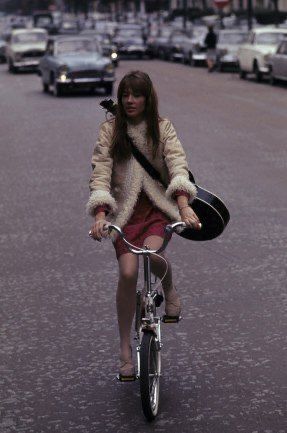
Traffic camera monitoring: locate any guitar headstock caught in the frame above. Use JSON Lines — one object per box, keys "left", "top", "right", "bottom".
{"left": 100, "top": 99, "right": 117, "bottom": 116}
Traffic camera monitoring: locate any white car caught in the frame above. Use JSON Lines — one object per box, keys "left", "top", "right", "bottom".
{"left": 6, "top": 28, "right": 48, "bottom": 72}
{"left": 217, "top": 29, "right": 248, "bottom": 71}
{"left": 237, "top": 27, "right": 287, "bottom": 81}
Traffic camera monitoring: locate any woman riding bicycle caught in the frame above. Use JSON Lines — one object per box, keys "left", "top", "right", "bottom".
{"left": 87, "top": 70, "right": 200, "bottom": 379}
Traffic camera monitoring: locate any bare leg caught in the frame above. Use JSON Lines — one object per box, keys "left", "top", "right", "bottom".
{"left": 143, "top": 235, "right": 178, "bottom": 300}
{"left": 117, "top": 252, "right": 139, "bottom": 361}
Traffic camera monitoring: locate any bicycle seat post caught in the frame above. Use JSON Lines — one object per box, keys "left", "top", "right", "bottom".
{"left": 143, "top": 245, "right": 152, "bottom": 298}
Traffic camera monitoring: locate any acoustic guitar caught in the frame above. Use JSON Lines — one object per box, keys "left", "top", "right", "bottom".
{"left": 100, "top": 99, "right": 230, "bottom": 241}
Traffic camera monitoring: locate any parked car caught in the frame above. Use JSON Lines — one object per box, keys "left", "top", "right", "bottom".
{"left": 237, "top": 27, "right": 287, "bottom": 81}
{"left": 116, "top": 36, "right": 151, "bottom": 59}
{"left": 5, "top": 28, "right": 48, "bottom": 72}
{"left": 147, "top": 26, "right": 173, "bottom": 59}
{"left": 81, "top": 30, "right": 119, "bottom": 66}
{"left": 216, "top": 29, "right": 248, "bottom": 71}
{"left": 164, "top": 33, "right": 191, "bottom": 62}
{"left": 58, "top": 19, "right": 81, "bottom": 35}
{"left": 268, "top": 37, "right": 287, "bottom": 84}
{"left": 38, "top": 36, "right": 115, "bottom": 96}
{"left": 182, "top": 26, "right": 208, "bottom": 66}
{"left": 33, "top": 10, "right": 62, "bottom": 34}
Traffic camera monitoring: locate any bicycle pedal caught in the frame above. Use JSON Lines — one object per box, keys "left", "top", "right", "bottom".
{"left": 116, "top": 374, "right": 136, "bottom": 382}
{"left": 162, "top": 315, "right": 182, "bottom": 324}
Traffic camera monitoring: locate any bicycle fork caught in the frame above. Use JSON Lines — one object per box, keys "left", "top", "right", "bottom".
{"left": 135, "top": 251, "right": 163, "bottom": 379}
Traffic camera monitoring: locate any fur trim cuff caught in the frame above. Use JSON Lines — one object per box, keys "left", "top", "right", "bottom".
{"left": 166, "top": 175, "right": 197, "bottom": 202}
{"left": 86, "top": 190, "right": 117, "bottom": 216}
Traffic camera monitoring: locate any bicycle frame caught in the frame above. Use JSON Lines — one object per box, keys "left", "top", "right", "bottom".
{"left": 104, "top": 222, "right": 185, "bottom": 379}
{"left": 89, "top": 221, "right": 186, "bottom": 420}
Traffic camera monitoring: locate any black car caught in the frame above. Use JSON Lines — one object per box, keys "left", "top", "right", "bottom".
{"left": 117, "top": 36, "right": 152, "bottom": 59}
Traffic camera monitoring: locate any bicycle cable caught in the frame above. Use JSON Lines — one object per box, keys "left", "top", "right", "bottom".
{"left": 148, "top": 251, "right": 169, "bottom": 293}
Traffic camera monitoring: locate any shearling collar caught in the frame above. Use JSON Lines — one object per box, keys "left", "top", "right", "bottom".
{"left": 127, "top": 120, "right": 154, "bottom": 156}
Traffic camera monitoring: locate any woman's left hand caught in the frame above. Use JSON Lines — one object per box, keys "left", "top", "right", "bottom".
{"left": 179, "top": 206, "right": 201, "bottom": 230}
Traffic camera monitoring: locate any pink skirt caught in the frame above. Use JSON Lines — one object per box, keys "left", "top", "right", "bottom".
{"left": 113, "top": 190, "right": 171, "bottom": 259}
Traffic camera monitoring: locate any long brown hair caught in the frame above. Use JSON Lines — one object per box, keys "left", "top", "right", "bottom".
{"left": 110, "top": 71, "right": 160, "bottom": 161}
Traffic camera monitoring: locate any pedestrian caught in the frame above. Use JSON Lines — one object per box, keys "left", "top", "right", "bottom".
{"left": 87, "top": 70, "right": 200, "bottom": 379}
{"left": 204, "top": 24, "right": 218, "bottom": 72}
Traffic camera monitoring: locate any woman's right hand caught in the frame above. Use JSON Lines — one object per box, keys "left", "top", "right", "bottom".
{"left": 90, "top": 214, "right": 110, "bottom": 241}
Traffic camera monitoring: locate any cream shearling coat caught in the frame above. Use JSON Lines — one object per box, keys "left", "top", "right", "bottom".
{"left": 86, "top": 118, "right": 197, "bottom": 234}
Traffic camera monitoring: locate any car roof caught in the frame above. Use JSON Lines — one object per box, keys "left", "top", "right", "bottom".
{"left": 11, "top": 28, "right": 47, "bottom": 34}
{"left": 49, "top": 35, "right": 93, "bottom": 42}
{"left": 219, "top": 29, "right": 248, "bottom": 34}
{"left": 251, "top": 26, "right": 287, "bottom": 34}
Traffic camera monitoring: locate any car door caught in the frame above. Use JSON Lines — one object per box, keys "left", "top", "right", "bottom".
{"left": 239, "top": 32, "right": 254, "bottom": 71}
{"left": 40, "top": 40, "right": 53, "bottom": 82}
{"left": 275, "top": 40, "right": 287, "bottom": 78}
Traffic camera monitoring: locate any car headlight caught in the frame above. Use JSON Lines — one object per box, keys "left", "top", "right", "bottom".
{"left": 105, "top": 64, "right": 114, "bottom": 73}
{"left": 14, "top": 52, "right": 22, "bottom": 61}
{"left": 219, "top": 49, "right": 228, "bottom": 56}
{"left": 263, "top": 54, "right": 270, "bottom": 64}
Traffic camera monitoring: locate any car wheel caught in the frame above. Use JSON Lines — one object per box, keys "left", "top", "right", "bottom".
{"left": 269, "top": 67, "right": 276, "bottom": 86}
{"left": 253, "top": 61, "right": 262, "bottom": 82}
{"left": 239, "top": 65, "right": 246, "bottom": 79}
{"left": 105, "top": 83, "right": 113, "bottom": 96}
{"left": 218, "top": 62, "right": 224, "bottom": 72}
{"left": 52, "top": 77, "right": 63, "bottom": 97}
{"left": 42, "top": 81, "right": 49, "bottom": 93}
{"left": 8, "top": 59, "right": 17, "bottom": 73}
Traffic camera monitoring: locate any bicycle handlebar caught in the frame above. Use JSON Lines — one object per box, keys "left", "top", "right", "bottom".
{"left": 89, "top": 222, "right": 187, "bottom": 255}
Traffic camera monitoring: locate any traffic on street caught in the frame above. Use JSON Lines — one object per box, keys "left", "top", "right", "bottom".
{"left": 1, "top": 4, "right": 287, "bottom": 433}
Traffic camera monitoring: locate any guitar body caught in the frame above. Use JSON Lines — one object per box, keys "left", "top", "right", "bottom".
{"left": 100, "top": 99, "right": 230, "bottom": 241}
{"left": 179, "top": 184, "right": 230, "bottom": 241}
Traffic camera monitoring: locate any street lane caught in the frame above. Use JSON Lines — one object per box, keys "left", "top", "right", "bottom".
{"left": 1, "top": 61, "right": 286, "bottom": 433}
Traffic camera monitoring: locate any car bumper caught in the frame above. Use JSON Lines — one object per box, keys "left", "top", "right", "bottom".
{"left": 118, "top": 49, "right": 148, "bottom": 56}
{"left": 220, "top": 54, "right": 238, "bottom": 65}
{"left": 14, "top": 59, "right": 41, "bottom": 67}
{"left": 171, "top": 52, "right": 184, "bottom": 60}
{"left": 259, "top": 65, "right": 269, "bottom": 74}
{"left": 192, "top": 53, "right": 207, "bottom": 61}
{"left": 56, "top": 77, "right": 115, "bottom": 85}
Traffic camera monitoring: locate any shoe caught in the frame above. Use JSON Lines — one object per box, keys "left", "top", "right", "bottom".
{"left": 118, "top": 347, "right": 135, "bottom": 381}
{"left": 164, "top": 286, "right": 181, "bottom": 317}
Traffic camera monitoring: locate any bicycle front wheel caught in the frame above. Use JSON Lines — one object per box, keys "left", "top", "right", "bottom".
{"left": 140, "top": 331, "right": 161, "bottom": 421}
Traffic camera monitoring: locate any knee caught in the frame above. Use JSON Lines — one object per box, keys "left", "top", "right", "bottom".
{"left": 151, "top": 253, "right": 168, "bottom": 267}
{"left": 119, "top": 269, "right": 138, "bottom": 286}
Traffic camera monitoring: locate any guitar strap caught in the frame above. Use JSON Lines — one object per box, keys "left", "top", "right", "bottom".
{"left": 127, "top": 134, "right": 196, "bottom": 188}
{"left": 127, "top": 135, "right": 168, "bottom": 188}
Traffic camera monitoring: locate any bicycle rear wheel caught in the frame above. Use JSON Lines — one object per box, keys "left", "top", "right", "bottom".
{"left": 140, "top": 331, "right": 161, "bottom": 421}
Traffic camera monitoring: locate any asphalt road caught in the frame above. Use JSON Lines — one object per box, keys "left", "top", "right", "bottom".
{"left": 0, "top": 60, "right": 286, "bottom": 433}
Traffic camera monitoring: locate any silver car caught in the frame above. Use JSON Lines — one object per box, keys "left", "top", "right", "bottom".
{"left": 268, "top": 37, "right": 287, "bottom": 84}
{"left": 38, "top": 36, "right": 115, "bottom": 96}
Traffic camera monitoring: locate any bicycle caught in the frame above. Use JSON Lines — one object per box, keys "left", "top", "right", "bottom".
{"left": 89, "top": 221, "right": 186, "bottom": 421}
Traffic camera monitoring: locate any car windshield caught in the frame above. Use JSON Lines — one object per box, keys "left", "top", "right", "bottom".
{"left": 12, "top": 32, "right": 47, "bottom": 43}
{"left": 116, "top": 30, "right": 141, "bottom": 38}
{"left": 127, "top": 37, "right": 143, "bottom": 44}
{"left": 36, "top": 17, "right": 52, "bottom": 26}
{"left": 56, "top": 39, "right": 96, "bottom": 54}
{"left": 256, "top": 32, "right": 286, "bottom": 45}
{"left": 62, "top": 21, "right": 78, "bottom": 29}
{"left": 172, "top": 35, "right": 187, "bottom": 43}
{"left": 192, "top": 28, "right": 206, "bottom": 38}
{"left": 218, "top": 32, "right": 247, "bottom": 44}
